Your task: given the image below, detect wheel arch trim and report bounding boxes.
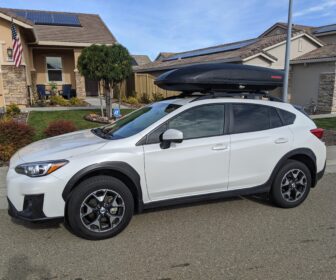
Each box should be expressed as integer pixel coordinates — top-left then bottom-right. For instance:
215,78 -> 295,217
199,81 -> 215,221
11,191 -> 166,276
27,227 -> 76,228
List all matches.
268,148 -> 317,187
62,161 -> 144,212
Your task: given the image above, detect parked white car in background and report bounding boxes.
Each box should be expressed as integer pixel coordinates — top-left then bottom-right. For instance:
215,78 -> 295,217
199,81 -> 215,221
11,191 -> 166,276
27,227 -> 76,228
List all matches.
6,64 -> 327,240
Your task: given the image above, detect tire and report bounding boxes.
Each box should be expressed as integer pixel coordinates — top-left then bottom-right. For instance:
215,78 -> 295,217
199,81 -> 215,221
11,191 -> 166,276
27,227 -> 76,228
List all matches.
270,160 -> 312,208
67,175 -> 134,240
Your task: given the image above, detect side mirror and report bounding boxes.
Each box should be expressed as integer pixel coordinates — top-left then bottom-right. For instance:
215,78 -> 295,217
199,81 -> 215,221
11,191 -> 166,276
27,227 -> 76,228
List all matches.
160,129 -> 183,149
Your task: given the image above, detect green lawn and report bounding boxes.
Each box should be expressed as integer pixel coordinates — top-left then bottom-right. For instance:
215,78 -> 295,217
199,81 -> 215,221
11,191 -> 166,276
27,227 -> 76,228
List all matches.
28,109 -> 134,140
314,117 -> 336,130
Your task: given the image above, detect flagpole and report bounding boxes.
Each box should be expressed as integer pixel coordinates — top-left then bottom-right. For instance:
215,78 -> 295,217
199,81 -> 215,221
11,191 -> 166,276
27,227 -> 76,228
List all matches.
282,0 -> 293,102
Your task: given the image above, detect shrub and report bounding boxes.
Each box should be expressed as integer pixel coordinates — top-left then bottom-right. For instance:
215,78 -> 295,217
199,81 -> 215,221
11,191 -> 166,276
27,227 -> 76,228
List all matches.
44,120 -> 77,137
126,97 -> 139,105
50,96 -> 70,106
6,103 -> 21,117
69,97 -> 85,106
138,92 -> 151,104
152,92 -> 164,102
0,120 -> 35,162
121,95 -> 128,103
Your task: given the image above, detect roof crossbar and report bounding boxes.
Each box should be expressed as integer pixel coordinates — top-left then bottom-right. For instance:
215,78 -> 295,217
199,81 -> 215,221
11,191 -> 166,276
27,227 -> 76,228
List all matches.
162,91 -> 283,102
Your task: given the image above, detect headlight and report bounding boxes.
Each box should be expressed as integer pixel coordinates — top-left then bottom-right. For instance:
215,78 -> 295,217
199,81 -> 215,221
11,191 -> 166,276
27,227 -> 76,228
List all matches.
15,160 -> 69,177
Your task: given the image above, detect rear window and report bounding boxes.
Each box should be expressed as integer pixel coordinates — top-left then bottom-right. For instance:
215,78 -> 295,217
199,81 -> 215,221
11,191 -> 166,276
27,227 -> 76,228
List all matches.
278,109 -> 296,125
232,104 -> 270,133
231,104 -> 291,134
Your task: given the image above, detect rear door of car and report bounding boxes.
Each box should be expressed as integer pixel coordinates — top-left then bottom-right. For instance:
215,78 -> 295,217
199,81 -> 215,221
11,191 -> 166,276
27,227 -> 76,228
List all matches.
228,103 -> 294,190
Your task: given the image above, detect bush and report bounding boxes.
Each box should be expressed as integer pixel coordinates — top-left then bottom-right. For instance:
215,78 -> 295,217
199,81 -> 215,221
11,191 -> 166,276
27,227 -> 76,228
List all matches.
44,120 -> 77,137
50,96 -> 70,106
138,93 -> 151,104
6,104 -> 21,117
152,92 -> 164,102
0,120 -> 35,162
126,97 -> 139,105
69,97 -> 85,106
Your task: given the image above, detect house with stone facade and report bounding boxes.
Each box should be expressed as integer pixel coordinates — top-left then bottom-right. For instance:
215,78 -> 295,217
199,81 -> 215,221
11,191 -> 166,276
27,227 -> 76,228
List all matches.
0,7 -> 117,110
136,22 -> 336,113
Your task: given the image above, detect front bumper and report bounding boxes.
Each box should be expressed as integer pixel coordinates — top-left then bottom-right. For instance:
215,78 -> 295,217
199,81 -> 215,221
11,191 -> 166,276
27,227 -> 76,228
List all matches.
8,195 -> 51,222
6,167 -> 66,219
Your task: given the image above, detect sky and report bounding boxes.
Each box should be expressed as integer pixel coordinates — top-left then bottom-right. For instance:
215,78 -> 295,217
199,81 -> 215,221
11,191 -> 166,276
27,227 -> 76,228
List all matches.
0,0 -> 335,60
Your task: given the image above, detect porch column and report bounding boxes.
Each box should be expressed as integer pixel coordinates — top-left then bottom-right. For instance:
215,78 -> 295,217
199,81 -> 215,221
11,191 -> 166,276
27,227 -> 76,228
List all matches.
73,49 -> 86,99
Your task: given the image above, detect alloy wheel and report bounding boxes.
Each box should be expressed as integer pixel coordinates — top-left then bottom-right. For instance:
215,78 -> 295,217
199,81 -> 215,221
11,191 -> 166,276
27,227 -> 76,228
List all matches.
280,169 -> 307,203
80,189 -> 125,233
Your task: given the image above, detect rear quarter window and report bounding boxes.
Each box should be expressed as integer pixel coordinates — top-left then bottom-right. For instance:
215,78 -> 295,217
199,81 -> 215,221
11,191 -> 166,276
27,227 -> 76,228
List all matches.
277,109 -> 296,125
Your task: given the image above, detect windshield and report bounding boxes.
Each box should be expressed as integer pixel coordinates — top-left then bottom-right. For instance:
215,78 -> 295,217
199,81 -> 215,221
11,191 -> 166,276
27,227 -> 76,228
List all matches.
93,102 -> 181,140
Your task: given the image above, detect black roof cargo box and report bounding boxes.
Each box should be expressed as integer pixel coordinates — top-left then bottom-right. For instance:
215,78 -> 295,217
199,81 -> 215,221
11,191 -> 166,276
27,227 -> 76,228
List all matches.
154,63 -> 284,92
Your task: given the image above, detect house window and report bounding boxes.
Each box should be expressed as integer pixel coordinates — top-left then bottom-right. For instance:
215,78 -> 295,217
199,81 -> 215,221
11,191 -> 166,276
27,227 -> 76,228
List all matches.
46,57 -> 63,82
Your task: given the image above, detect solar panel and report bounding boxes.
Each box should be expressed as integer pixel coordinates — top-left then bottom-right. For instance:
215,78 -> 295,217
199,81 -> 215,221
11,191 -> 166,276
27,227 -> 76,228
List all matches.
163,39 -> 257,62
313,24 -> 336,34
13,11 -> 81,27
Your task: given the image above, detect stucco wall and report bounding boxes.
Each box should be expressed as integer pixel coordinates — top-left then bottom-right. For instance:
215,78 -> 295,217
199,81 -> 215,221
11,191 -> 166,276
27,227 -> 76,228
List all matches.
0,18 -> 12,62
243,56 -> 272,67
33,49 -> 76,91
266,36 -> 319,69
290,62 -> 336,108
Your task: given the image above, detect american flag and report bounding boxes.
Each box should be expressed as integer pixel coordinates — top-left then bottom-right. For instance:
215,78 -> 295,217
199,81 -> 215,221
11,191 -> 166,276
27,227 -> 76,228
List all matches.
11,20 -> 23,67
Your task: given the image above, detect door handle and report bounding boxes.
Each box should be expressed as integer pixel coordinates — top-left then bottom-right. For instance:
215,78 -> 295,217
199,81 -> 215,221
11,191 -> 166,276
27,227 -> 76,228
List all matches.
274,137 -> 289,144
212,144 -> 228,151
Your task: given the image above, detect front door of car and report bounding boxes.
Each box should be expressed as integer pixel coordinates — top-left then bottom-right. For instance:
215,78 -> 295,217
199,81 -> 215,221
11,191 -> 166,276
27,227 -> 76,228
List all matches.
143,104 -> 230,201
228,103 -> 294,190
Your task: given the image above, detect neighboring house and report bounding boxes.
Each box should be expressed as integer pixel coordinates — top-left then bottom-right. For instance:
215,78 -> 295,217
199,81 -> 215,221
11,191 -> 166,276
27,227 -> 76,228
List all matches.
136,22 -> 336,113
131,55 -> 151,69
0,7 -> 116,108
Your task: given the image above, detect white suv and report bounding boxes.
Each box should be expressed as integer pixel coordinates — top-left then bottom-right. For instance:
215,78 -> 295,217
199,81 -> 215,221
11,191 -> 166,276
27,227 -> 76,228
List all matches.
7,65 -> 326,240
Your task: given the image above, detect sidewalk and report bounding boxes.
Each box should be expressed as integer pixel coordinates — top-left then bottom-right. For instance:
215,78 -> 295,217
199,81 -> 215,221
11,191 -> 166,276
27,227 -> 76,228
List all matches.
326,145 -> 336,173
310,113 -> 336,119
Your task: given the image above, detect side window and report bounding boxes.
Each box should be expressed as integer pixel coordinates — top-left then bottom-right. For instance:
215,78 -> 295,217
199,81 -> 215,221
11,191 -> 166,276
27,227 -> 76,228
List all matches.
269,107 -> 283,128
278,109 -> 296,125
232,104 -> 270,133
168,104 -> 225,140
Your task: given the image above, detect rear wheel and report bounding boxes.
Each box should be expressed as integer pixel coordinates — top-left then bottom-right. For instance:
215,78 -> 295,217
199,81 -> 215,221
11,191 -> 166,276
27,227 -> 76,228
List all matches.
270,160 -> 311,208
67,175 -> 134,240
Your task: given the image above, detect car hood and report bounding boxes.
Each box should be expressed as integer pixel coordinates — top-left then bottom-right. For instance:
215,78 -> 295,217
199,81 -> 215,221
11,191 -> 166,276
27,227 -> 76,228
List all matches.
17,129 -> 107,163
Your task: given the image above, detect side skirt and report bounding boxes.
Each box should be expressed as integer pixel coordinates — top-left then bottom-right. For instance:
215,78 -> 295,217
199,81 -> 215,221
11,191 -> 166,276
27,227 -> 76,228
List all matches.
143,184 -> 271,210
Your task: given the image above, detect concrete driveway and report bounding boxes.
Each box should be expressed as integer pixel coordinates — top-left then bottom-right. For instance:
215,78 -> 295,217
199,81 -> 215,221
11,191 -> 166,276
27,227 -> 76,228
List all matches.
0,174 -> 335,280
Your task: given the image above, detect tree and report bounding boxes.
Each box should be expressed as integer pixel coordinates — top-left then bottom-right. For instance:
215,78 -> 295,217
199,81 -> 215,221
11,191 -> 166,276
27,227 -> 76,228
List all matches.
77,44 -> 132,119
77,44 -> 106,117
103,44 -> 132,118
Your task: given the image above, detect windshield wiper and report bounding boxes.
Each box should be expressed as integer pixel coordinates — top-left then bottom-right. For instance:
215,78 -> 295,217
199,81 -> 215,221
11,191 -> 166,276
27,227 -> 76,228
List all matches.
91,128 -> 111,139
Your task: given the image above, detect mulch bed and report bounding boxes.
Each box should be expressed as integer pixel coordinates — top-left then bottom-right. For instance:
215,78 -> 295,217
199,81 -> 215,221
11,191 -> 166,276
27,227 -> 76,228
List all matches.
84,113 -> 115,124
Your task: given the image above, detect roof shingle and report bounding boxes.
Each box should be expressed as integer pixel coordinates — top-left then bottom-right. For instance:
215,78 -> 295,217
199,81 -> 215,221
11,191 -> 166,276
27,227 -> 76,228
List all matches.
0,7 -> 116,45
292,44 -> 336,62
136,32 -> 306,72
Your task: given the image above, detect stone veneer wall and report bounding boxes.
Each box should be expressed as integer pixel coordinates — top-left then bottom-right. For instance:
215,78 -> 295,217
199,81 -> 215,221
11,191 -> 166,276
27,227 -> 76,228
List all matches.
317,72 -> 336,113
75,70 -> 86,99
1,65 -> 28,106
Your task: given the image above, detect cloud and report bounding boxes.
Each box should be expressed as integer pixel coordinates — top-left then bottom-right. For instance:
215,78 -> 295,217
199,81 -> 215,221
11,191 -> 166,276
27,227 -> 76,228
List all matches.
294,0 -> 336,17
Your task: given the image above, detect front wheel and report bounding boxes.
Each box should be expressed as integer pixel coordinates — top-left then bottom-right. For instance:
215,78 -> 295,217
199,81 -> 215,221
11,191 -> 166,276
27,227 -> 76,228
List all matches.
67,176 -> 134,240
270,160 -> 311,208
